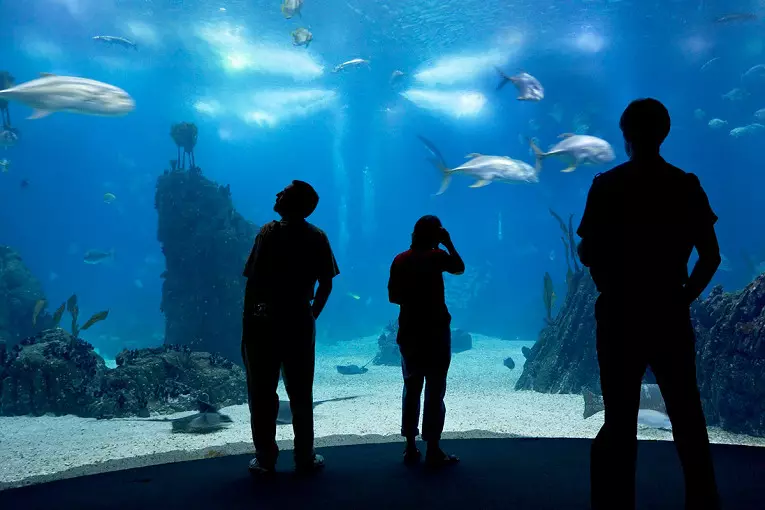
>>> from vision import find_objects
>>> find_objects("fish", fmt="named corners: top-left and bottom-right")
top-left (549, 250), bottom-right (556, 261)
top-left (83, 249), bottom-right (114, 265)
top-left (700, 57), bottom-right (720, 71)
top-left (336, 364), bottom-right (368, 375)
top-left (103, 192), bottom-right (116, 204)
top-left (32, 299), bottom-right (46, 326)
top-left (714, 13), bottom-right (757, 23)
top-left (730, 123), bottom-right (765, 138)
top-left (131, 397), bottom-right (233, 433)
top-left (281, 0), bottom-right (303, 19)
top-left (495, 68), bottom-right (544, 101)
top-left (134, 279), bottom-right (144, 289)
top-left (0, 73), bottom-right (135, 119)
top-left (291, 27), bottom-right (313, 47)
top-left (347, 292), bottom-right (361, 300)
top-left (742, 64), bottom-right (765, 83)
top-left (708, 118), bottom-right (728, 129)
top-left (722, 88), bottom-right (748, 102)
top-left (755, 109), bottom-right (765, 121)
top-left (0, 129), bottom-right (18, 148)
top-left (332, 58), bottom-right (370, 73)
top-left (530, 134), bottom-right (615, 173)
top-left (418, 135), bottom-right (539, 195)
top-left (390, 70), bottom-right (405, 85)
top-left (503, 357), bottom-right (515, 370)
top-left (636, 409), bottom-right (673, 430)
top-left (583, 385), bottom-right (666, 420)
top-left (20, 179), bottom-right (29, 189)
top-left (0, 159), bottom-right (9, 173)
top-left (92, 35), bottom-right (138, 50)
top-left (277, 396), bottom-right (361, 424)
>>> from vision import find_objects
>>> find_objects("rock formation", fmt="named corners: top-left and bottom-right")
top-left (373, 319), bottom-right (473, 366)
top-left (0, 329), bottom-right (246, 418)
top-left (155, 166), bottom-right (258, 366)
top-left (515, 269), bottom-right (765, 436)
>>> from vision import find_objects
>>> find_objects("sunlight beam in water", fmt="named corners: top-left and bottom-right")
top-left (413, 48), bottom-right (517, 86)
top-left (400, 89), bottom-right (487, 119)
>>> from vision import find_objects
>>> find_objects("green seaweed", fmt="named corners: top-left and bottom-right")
top-left (50, 293), bottom-right (109, 339)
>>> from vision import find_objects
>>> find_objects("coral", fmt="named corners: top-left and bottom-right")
top-left (155, 169), bottom-right (258, 366)
top-left (170, 122), bottom-right (198, 170)
top-left (0, 329), bottom-right (247, 418)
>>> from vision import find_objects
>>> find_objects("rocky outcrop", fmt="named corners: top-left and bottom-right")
top-left (516, 270), bottom-right (765, 437)
top-left (0, 329), bottom-right (246, 418)
top-left (515, 271), bottom-right (599, 393)
top-left (373, 319), bottom-right (474, 366)
top-left (0, 246), bottom-right (53, 347)
top-left (155, 166), bottom-right (258, 366)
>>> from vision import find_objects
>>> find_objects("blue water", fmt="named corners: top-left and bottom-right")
top-left (2, 0), bottom-right (765, 357)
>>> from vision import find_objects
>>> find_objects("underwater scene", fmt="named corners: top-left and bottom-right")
top-left (2, 0), bottom-right (765, 489)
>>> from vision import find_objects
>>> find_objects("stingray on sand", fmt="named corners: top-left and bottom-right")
top-left (277, 396), bottom-right (361, 424)
top-left (131, 395), bottom-right (233, 434)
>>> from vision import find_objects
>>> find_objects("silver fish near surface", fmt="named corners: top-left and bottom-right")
top-left (0, 73), bottom-right (135, 119)
top-left (418, 135), bottom-right (539, 195)
top-left (495, 68), bottom-right (544, 101)
top-left (332, 58), bottom-right (370, 73)
top-left (92, 35), bottom-right (138, 50)
top-left (530, 133), bottom-right (615, 173)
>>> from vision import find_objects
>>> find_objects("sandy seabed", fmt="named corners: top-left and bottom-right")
top-left (1, 335), bottom-right (763, 489)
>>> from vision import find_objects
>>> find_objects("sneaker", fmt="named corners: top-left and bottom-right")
top-left (403, 447), bottom-right (422, 465)
top-left (248, 457), bottom-right (276, 475)
top-left (425, 448), bottom-right (459, 467)
top-left (295, 453), bottom-right (325, 473)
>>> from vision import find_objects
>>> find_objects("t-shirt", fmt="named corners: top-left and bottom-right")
top-left (243, 220), bottom-right (339, 308)
top-left (577, 157), bottom-right (718, 298)
top-left (388, 248), bottom-right (456, 328)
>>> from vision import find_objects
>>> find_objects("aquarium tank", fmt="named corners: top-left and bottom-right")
top-left (1, 0), bottom-right (765, 489)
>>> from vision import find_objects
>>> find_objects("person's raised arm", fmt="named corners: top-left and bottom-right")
top-left (439, 228), bottom-right (465, 275)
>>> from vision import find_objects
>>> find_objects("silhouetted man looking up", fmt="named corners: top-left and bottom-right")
top-left (242, 180), bottom-right (339, 474)
top-left (388, 215), bottom-right (465, 466)
top-left (577, 98), bottom-right (721, 510)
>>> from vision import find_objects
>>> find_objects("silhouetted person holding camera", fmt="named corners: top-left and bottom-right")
top-left (577, 98), bottom-right (721, 510)
top-left (388, 215), bottom-right (465, 466)
top-left (242, 180), bottom-right (339, 474)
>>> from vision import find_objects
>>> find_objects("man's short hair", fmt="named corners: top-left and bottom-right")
top-left (290, 180), bottom-right (319, 219)
top-left (619, 98), bottom-right (671, 148)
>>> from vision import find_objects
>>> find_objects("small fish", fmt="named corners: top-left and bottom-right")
top-left (20, 179), bottom-right (29, 189)
top-left (83, 249), bottom-right (114, 265)
top-left (755, 108), bottom-right (765, 121)
top-left (694, 108), bottom-right (706, 120)
top-left (700, 57), bottom-right (720, 71)
top-left (503, 357), bottom-right (515, 370)
top-left (281, 0), bottom-right (303, 19)
top-left (347, 292), bottom-right (361, 300)
top-left (0, 129), bottom-right (18, 148)
top-left (549, 250), bottom-right (556, 261)
top-left (742, 64), bottom-right (765, 83)
top-left (497, 211), bottom-right (503, 241)
top-left (0, 73), bottom-right (135, 119)
top-left (730, 123), bottom-right (765, 138)
top-left (332, 58), bottom-right (369, 73)
top-left (336, 364), bottom-right (368, 375)
top-left (32, 299), bottom-right (46, 326)
top-left (708, 118), bottom-right (728, 129)
top-left (92, 35), bottom-right (138, 50)
top-left (390, 70), bottom-right (405, 85)
top-left (103, 192), bottom-right (116, 204)
top-left (495, 68), bottom-right (544, 101)
top-left (714, 13), bottom-right (757, 24)
top-left (530, 134), bottom-right (615, 173)
top-left (0, 158), bottom-right (9, 173)
top-left (722, 88), bottom-right (748, 102)
top-left (291, 27), bottom-right (313, 47)
top-left (418, 135), bottom-right (539, 195)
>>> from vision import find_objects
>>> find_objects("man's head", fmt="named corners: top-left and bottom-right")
top-left (411, 215), bottom-right (443, 250)
top-left (619, 98), bottom-right (671, 158)
top-left (274, 180), bottom-right (319, 220)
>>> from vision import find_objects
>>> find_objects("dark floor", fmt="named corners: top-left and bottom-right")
top-left (2, 438), bottom-right (764, 510)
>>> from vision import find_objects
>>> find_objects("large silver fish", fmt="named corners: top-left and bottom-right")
top-left (93, 35), bottom-right (137, 50)
top-left (530, 133), bottom-right (614, 173)
top-left (495, 68), bottom-right (544, 101)
top-left (0, 73), bottom-right (135, 119)
top-left (281, 0), bottom-right (303, 19)
top-left (418, 135), bottom-right (539, 195)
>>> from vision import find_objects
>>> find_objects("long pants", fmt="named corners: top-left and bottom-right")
top-left (591, 297), bottom-right (720, 510)
top-left (242, 307), bottom-right (316, 465)
top-left (399, 334), bottom-right (452, 442)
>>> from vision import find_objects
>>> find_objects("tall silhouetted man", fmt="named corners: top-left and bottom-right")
top-left (242, 180), bottom-right (339, 474)
top-left (388, 215), bottom-right (465, 466)
top-left (577, 98), bottom-right (721, 510)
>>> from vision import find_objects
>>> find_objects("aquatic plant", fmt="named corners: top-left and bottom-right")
top-left (170, 122), bottom-right (198, 170)
top-left (50, 293), bottom-right (109, 341)
top-left (549, 208), bottom-right (580, 273)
